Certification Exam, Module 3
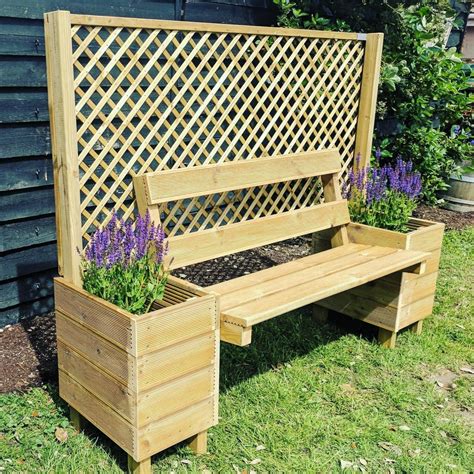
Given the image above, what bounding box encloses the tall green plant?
[273,0,473,204]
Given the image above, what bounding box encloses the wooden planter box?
[54,275,219,464]
[313,218,445,346]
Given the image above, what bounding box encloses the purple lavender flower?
[344,157,421,204]
[84,210,168,269]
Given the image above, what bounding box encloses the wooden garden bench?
[134,148,429,347]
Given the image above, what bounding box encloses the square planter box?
[54,275,219,463]
[313,218,445,342]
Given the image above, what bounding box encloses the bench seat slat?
[217,245,398,311]
[207,243,369,294]
[211,246,429,328]
[167,201,350,269]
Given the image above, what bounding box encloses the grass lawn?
[1,228,473,473]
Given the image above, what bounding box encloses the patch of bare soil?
[429,368,474,428]
[414,204,473,231]
[0,313,57,393]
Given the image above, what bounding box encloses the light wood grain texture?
[320,173,349,246]
[54,277,219,462]
[353,33,384,169]
[135,295,216,355]
[189,431,208,455]
[44,11,82,284]
[71,14,363,40]
[136,332,216,391]
[137,367,214,427]
[378,328,397,349]
[55,277,135,352]
[220,321,252,346]
[318,291,399,331]
[58,341,135,423]
[315,219,444,337]
[56,311,133,386]
[59,370,136,456]
[212,246,428,328]
[398,295,435,330]
[167,201,350,269]
[137,398,215,460]
[138,149,341,204]
[128,456,151,474]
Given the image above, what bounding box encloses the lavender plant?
[82,211,170,315]
[342,154,422,232]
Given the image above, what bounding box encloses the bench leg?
[128,456,151,474]
[312,305,329,323]
[221,321,252,346]
[70,407,84,432]
[378,328,397,349]
[189,430,207,454]
[411,320,423,335]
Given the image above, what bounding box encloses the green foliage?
[81,213,169,315]
[348,189,418,232]
[273,0,350,31]
[83,257,168,315]
[273,0,473,204]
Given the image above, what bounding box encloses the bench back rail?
[134,149,349,268]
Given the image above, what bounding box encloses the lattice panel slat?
[69,20,367,241]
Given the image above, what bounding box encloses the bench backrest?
[134,149,350,269]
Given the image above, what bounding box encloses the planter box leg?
[128,456,151,474]
[70,407,84,432]
[411,320,423,335]
[312,305,329,323]
[189,430,208,454]
[378,328,397,349]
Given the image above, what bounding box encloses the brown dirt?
[0,205,472,394]
[413,204,474,231]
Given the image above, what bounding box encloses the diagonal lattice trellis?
[69,19,367,241]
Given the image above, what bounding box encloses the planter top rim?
[54,275,211,320]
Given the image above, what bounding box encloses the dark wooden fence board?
[1,243,57,281]
[0,187,55,221]
[0,1,176,20]
[0,216,56,252]
[0,157,53,191]
[0,269,56,309]
[0,90,49,123]
[0,297,54,326]
[0,126,50,159]
[0,0,275,326]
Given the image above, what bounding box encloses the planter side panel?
[55,278,134,352]
[313,220,444,332]
[397,222,444,329]
[59,370,135,456]
[135,294,219,460]
[55,278,219,462]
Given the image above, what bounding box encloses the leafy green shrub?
[82,212,170,315]
[273,0,473,204]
